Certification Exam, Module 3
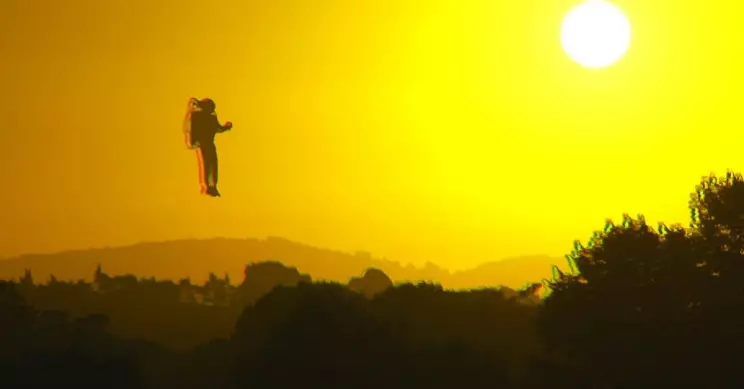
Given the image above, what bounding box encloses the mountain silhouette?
[0,237,565,289]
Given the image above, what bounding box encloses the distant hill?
[0,237,568,289]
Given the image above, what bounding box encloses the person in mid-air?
[183,97,233,197]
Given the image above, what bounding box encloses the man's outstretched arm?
[213,114,233,133]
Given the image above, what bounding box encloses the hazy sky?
[1,0,742,270]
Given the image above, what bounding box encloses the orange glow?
[186,109,209,194]
[195,148,207,194]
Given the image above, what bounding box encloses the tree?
[232,282,398,389]
[539,172,744,388]
[348,268,393,298]
[0,281,35,355]
[231,261,312,308]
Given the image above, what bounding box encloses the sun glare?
[560,0,631,69]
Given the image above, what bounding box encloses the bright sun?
[560,0,631,69]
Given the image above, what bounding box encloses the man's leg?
[201,143,217,187]
[213,146,219,188]
[200,143,220,196]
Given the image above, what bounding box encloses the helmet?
[198,98,216,113]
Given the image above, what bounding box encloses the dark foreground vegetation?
[4,171,744,388]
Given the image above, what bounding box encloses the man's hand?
[224,121,233,130]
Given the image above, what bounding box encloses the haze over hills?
[0,237,567,289]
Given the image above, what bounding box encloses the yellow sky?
[1,0,743,270]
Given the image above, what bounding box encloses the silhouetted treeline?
[2,263,539,388]
[5,171,744,388]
